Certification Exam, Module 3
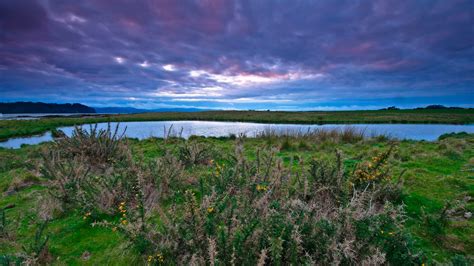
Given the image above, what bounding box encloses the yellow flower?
[121,220,128,225]
[215,163,224,175]
[156,253,164,262]
[207,207,215,214]
[83,212,91,219]
[147,255,153,262]
[256,184,268,192]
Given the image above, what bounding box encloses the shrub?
[132,142,421,264]
[50,128,66,138]
[438,132,469,140]
[280,137,292,151]
[41,125,169,215]
[53,123,127,167]
[17,220,53,265]
[451,254,471,266]
[177,141,214,168]
[39,127,422,264]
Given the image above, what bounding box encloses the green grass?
[0,133,472,264]
[1,109,473,141]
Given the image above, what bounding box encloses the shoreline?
[1,110,473,141]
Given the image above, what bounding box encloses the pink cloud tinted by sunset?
[0,0,472,110]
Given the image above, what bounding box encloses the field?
[1,109,474,141]
[0,124,473,265]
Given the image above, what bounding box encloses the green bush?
[451,254,470,266]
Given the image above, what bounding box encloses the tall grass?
[256,126,367,143]
[255,127,379,151]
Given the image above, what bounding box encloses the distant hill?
[94,107,206,113]
[0,102,96,114]
[379,105,471,111]
[415,105,467,110]
[94,107,147,114]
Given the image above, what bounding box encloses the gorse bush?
[39,125,423,264]
[153,142,420,265]
[54,124,127,166]
[177,141,214,168]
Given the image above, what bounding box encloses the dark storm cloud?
[0,0,472,109]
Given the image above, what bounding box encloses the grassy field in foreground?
[0,127,472,265]
[1,109,473,141]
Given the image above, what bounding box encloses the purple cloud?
[0,0,472,110]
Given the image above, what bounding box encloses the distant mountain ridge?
[93,107,146,114]
[0,102,206,114]
[0,102,96,114]
[94,107,206,113]
[1,102,470,114]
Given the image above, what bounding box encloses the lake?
[1,121,473,149]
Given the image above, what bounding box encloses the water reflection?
[1,121,473,149]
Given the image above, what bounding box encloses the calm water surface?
[1,121,473,149]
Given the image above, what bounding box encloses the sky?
[0,0,473,110]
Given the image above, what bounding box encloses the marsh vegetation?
[1,109,473,141]
[0,125,472,265]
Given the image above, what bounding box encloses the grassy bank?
[1,109,473,141]
[0,127,472,264]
